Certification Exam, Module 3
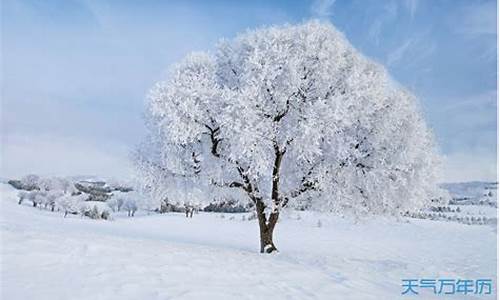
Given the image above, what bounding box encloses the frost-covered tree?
[56,194,85,217]
[45,190,64,211]
[141,21,443,253]
[106,196,124,212]
[18,190,46,207]
[108,191,143,216]
[133,135,208,212]
[39,177,76,194]
[123,198,138,217]
[19,174,41,191]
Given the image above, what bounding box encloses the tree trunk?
[256,201,278,253]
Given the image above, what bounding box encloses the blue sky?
[1,0,497,182]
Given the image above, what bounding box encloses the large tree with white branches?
[138,21,443,253]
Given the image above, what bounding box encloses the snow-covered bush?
[33,193,47,209]
[56,194,86,217]
[78,201,112,220]
[106,178,134,193]
[17,191,30,205]
[38,177,76,193]
[101,210,111,220]
[106,196,124,212]
[109,192,142,217]
[123,198,138,217]
[9,174,41,191]
[139,21,444,253]
[74,182,110,202]
[44,190,64,211]
[157,199,183,213]
[203,199,249,213]
[18,190,47,207]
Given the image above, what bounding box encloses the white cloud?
[368,19,384,46]
[0,134,133,179]
[435,90,496,136]
[440,90,496,111]
[452,1,497,36]
[367,1,399,45]
[442,151,497,183]
[404,0,418,19]
[385,32,436,68]
[386,39,413,66]
[310,0,336,18]
[432,90,497,183]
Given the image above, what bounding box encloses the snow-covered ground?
[0,183,497,299]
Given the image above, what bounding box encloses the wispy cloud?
[430,90,497,182]
[367,1,399,45]
[404,0,418,19]
[450,1,497,36]
[310,0,336,18]
[443,151,497,182]
[440,90,497,111]
[368,18,384,46]
[386,39,413,66]
[2,0,496,182]
[386,35,435,67]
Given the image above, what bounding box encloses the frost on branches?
[138,21,444,253]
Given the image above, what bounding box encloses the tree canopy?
[137,21,445,252]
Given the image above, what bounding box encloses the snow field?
[0,183,497,299]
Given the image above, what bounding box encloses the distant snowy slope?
[440,181,497,209]
[441,181,497,199]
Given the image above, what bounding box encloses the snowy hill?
[441,181,497,205]
[0,182,496,299]
[400,181,498,226]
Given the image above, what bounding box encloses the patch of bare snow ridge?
[0,183,496,299]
